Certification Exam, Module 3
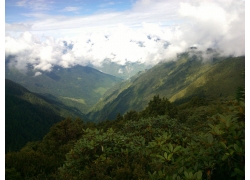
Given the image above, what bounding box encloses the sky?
[4,0,246,73]
[5,0,246,71]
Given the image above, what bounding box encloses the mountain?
[5,64,122,113]
[5,79,88,152]
[91,60,152,79]
[88,53,245,122]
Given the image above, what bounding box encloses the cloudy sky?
[5,0,245,72]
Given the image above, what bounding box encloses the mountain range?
[5,51,245,151]
[87,53,245,121]
[5,63,122,113]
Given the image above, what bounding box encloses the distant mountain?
[5,79,88,152]
[90,60,152,79]
[88,53,245,122]
[5,64,122,113]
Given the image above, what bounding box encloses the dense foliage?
[6,94,245,179]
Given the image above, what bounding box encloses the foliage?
[5,118,91,179]
[6,93,245,180]
[58,99,244,179]
[140,95,178,118]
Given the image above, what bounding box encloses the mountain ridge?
[5,63,123,113]
[87,53,244,122]
[5,79,88,152]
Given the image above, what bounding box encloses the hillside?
[88,53,245,121]
[92,60,152,79]
[5,79,87,152]
[5,93,245,180]
[5,64,122,113]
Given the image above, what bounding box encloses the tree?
[141,95,178,118]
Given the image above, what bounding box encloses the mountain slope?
[5,79,87,152]
[5,64,122,113]
[92,60,152,79]
[88,53,244,122]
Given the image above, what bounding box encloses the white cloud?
[5,23,32,32]
[34,71,42,76]
[177,0,245,56]
[5,0,245,72]
[16,0,53,11]
[61,6,81,12]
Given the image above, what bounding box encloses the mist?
[5,0,245,73]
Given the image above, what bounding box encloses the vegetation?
[88,55,244,122]
[5,93,245,179]
[5,64,122,113]
[5,54,245,179]
[5,79,87,152]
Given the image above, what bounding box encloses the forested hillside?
[5,79,87,152]
[88,54,244,122]
[5,53,245,179]
[5,63,122,113]
[5,93,245,179]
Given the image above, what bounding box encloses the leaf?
[222,154,229,161]
[178,167,184,174]
[234,168,244,176]
[234,144,241,153]
[168,153,173,161]
[168,143,173,152]
[156,154,165,160]
[208,124,214,129]
[164,152,168,159]
[196,171,202,179]
[189,172,193,178]
[173,145,182,152]
[172,174,177,179]
[184,171,189,178]
[207,133,213,144]
[220,142,227,149]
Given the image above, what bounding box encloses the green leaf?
[168,153,173,161]
[173,145,182,152]
[189,172,193,178]
[220,142,227,149]
[222,154,229,161]
[207,133,213,144]
[164,152,168,159]
[234,168,244,176]
[156,154,165,160]
[234,144,241,153]
[196,171,202,179]
[184,171,189,178]
[168,143,173,152]
[178,167,184,174]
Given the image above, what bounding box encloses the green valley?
[5,52,245,180]
[5,64,122,113]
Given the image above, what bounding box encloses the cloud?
[177,0,245,56]
[34,71,42,76]
[5,23,32,32]
[60,6,81,12]
[16,0,53,11]
[5,0,245,72]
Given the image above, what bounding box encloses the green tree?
[141,95,178,118]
